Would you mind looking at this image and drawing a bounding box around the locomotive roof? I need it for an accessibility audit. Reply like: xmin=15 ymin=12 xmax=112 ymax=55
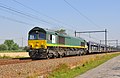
xmin=29 ymin=27 xmax=86 ymax=41
xmin=47 ymin=30 xmax=86 ymax=41
xmin=29 ymin=27 xmax=46 ymax=34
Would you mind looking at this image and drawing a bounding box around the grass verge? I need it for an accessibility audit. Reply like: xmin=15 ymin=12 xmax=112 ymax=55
xmin=48 ymin=53 xmax=120 ymax=78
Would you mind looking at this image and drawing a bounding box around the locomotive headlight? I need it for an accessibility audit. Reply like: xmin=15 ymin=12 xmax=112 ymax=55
xmin=29 ymin=45 xmax=32 ymax=48
xmin=36 ymin=43 xmax=39 ymax=46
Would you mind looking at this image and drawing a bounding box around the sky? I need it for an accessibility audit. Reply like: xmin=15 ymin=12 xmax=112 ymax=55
xmin=0 ymin=0 xmax=120 ymax=46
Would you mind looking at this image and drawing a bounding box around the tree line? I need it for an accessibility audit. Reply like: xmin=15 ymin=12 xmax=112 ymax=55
xmin=0 ymin=40 xmax=20 ymax=51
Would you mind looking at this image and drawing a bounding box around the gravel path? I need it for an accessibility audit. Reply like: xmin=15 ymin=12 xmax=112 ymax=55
xmin=75 ymin=55 xmax=120 ymax=78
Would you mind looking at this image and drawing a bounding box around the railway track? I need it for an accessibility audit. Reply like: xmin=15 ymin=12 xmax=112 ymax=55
xmin=0 ymin=58 xmax=32 ymax=65
xmin=0 ymin=51 xmax=118 ymax=66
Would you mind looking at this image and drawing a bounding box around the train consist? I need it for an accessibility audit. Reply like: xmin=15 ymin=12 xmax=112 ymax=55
xmin=27 ymin=27 xmax=118 ymax=59
xmin=87 ymin=41 xmax=117 ymax=53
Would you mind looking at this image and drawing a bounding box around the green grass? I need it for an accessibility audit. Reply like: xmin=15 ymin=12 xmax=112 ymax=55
xmin=48 ymin=53 xmax=120 ymax=78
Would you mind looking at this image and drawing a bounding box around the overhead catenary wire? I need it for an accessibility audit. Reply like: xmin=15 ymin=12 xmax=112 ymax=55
xmin=12 ymin=0 xmax=79 ymax=31
xmin=78 ymin=33 xmax=101 ymax=41
xmin=1 ymin=1 xmax=102 ymax=37
xmin=0 ymin=3 xmax=59 ymax=27
xmin=0 ymin=8 xmax=48 ymax=26
xmin=0 ymin=15 xmax=34 ymax=26
xmin=64 ymin=0 xmax=102 ymax=29
xmin=0 ymin=2 xmax=75 ymax=37
xmin=64 ymin=0 xmax=106 ymax=44
xmin=12 ymin=0 xmax=63 ymax=24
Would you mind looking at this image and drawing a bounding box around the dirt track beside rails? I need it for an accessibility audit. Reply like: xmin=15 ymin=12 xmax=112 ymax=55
xmin=0 ymin=52 xmax=29 ymax=57
xmin=0 ymin=52 xmax=120 ymax=78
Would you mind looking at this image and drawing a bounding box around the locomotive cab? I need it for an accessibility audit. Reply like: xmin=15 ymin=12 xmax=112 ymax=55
xmin=28 ymin=27 xmax=47 ymax=58
xmin=28 ymin=27 xmax=47 ymax=49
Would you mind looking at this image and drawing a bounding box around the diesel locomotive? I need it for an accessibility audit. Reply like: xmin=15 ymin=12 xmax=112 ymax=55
xmin=28 ymin=27 xmax=88 ymax=59
xmin=27 ymin=27 xmax=118 ymax=59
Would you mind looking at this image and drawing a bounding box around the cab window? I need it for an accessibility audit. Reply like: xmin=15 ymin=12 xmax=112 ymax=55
xmin=29 ymin=32 xmax=46 ymax=40
xmin=29 ymin=34 xmax=37 ymax=40
xmin=39 ymin=33 xmax=46 ymax=40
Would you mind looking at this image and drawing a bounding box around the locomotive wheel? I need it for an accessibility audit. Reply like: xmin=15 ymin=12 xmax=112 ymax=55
xmin=47 ymin=53 xmax=54 ymax=59
xmin=59 ymin=53 xmax=62 ymax=58
xmin=53 ymin=54 xmax=57 ymax=58
xmin=80 ymin=49 xmax=85 ymax=55
xmin=60 ymin=55 xmax=63 ymax=58
xmin=59 ymin=53 xmax=65 ymax=58
xmin=46 ymin=55 xmax=50 ymax=59
xmin=54 ymin=52 xmax=59 ymax=58
xmin=29 ymin=51 xmax=37 ymax=59
xmin=77 ymin=52 xmax=81 ymax=56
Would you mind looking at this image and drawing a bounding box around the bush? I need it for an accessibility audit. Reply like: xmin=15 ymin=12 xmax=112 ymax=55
xmin=23 ymin=46 xmax=28 ymax=50
xmin=4 ymin=40 xmax=19 ymax=50
xmin=0 ymin=44 xmax=8 ymax=51
xmin=4 ymin=40 xmax=14 ymax=50
xmin=12 ymin=43 xmax=19 ymax=50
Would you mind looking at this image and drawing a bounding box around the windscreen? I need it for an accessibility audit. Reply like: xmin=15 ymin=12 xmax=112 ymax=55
xmin=29 ymin=32 xmax=46 ymax=40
